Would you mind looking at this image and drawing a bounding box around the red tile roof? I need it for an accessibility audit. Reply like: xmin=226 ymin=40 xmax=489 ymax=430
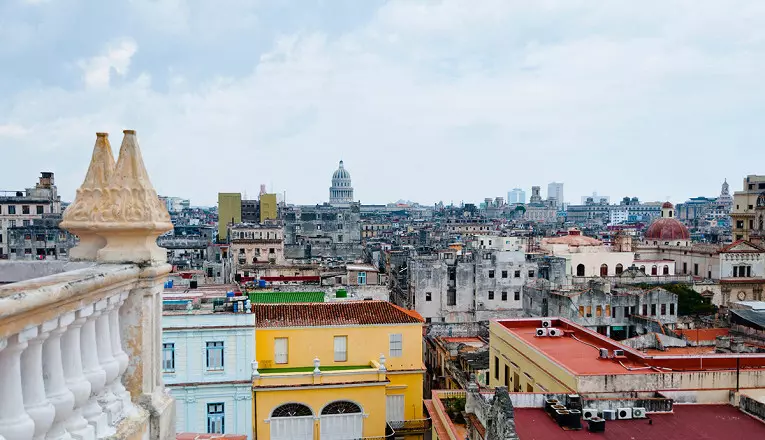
xmin=254 ymin=300 xmax=424 ymax=328
xmin=514 ymin=405 xmax=765 ymax=439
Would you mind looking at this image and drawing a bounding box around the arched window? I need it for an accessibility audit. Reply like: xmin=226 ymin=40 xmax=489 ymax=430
xmin=651 ymin=265 xmax=658 ymax=276
xmin=600 ymin=264 xmax=608 ymax=277
xmin=272 ymin=403 xmax=313 ymax=418
xmin=639 ymin=265 xmax=646 ymax=273
xmin=663 ymin=265 xmax=670 ymax=275
xmin=615 ymin=264 xmax=623 ymax=275
xmin=321 ymin=401 xmax=362 ymax=415
xmin=576 ymin=264 xmax=585 ymax=277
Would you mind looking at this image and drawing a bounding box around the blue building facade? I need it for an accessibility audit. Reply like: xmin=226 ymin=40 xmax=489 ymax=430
xmin=162 ymin=310 xmax=255 ymax=439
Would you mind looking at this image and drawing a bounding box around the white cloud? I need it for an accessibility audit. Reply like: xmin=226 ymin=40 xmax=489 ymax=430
xmin=77 ymin=38 xmax=138 ymax=89
xmin=0 ymin=123 xmax=29 ymax=138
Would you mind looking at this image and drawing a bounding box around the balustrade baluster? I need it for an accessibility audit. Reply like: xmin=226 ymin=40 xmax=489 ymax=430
xmin=108 ymin=292 xmax=132 ymax=414
xmin=21 ymin=322 xmax=56 ymax=440
xmin=0 ymin=333 xmax=36 ymax=440
xmin=62 ymin=306 xmax=96 ymax=440
xmin=94 ymin=299 xmax=121 ymax=423
xmin=42 ymin=313 xmax=76 ymax=440
xmin=80 ymin=306 xmax=111 ymax=437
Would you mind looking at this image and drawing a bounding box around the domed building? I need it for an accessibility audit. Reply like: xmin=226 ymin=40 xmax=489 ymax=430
xmin=643 ymin=202 xmax=691 ymax=247
xmin=329 ymin=160 xmax=354 ymax=206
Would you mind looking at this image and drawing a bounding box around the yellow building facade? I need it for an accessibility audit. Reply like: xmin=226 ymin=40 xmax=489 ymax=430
xmin=218 ymin=192 xmax=242 ymax=240
xmin=251 ymin=301 xmax=428 ymax=440
xmin=259 ymin=193 xmax=278 ymax=223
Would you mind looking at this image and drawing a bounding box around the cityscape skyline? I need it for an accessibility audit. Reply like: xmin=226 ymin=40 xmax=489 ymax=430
xmin=2 ymin=1 xmax=765 ymax=207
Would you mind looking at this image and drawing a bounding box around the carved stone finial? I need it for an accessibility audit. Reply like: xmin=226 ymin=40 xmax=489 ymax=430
xmin=94 ymin=130 xmax=173 ymax=263
xmin=61 ymin=132 xmax=116 ymax=260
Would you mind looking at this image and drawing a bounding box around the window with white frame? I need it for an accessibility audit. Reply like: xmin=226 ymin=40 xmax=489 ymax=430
xmin=207 ymin=403 xmax=224 ymax=434
xmin=389 ymin=334 xmax=403 ymax=357
xmin=206 ymin=341 xmax=224 ymax=370
xmin=275 ymin=338 xmax=288 ymax=364
xmin=334 ymin=336 xmax=348 ymax=362
xmin=357 ymin=272 xmax=367 ymax=285
xmin=162 ymin=343 xmax=175 ymax=372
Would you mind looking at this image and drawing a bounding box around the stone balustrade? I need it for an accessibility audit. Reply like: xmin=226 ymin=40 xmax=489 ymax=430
xmin=0 ymin=130 xmax=175 ymax=440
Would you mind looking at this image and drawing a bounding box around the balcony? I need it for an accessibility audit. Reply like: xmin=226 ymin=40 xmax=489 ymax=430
xmin=0 ymin=131 xmax=175 ymax=440
xmin=387 ymin=418 xmax=432 ymax=435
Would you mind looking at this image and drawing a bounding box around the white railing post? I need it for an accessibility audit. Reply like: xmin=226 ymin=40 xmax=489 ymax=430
xmin=108 ymin=292 xmax=132 ymax=415
xmin=0 ymin=334 xmax=36 ymax=440
xmin=80 ymin=306 xmax=111 ymax=437
xmin=21 ymin=322 xmax=55 ymax=440
xmin=62 ymin=307 xmax=95 ymax=440
xmin=94 ymin=299 xmax=121 ymax=423
xmin=42 ymin=312 xmax=76 ymax=440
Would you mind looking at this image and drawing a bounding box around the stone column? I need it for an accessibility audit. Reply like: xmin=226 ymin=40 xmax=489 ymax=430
xmin=21 ymin=322 xmax=56 ymax=440
xmin=0 ymin=334 xmax=36 ymax=440
xmin=42 ymin=312 xmax=76 ymax=440
xmin=62 ymin=306 xmax=96 ymax=440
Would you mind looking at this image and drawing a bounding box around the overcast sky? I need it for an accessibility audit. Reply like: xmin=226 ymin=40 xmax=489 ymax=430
xmin=1 ymin=0 xmax=764 ymax=207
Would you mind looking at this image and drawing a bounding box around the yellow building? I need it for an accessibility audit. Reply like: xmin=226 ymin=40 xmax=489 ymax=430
xmin=259 ymin=193 xmax=278 ymax=223
xmin=252 ymin=301 xmax=429 ymax=440
xmin=218 ymin=192 xmax=242 ymax=240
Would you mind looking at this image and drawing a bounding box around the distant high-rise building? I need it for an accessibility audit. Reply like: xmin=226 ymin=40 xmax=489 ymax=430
xmin=581 ymin=192 xmax=610 ymax=205
xmin=547 ymin=182 xmax=564 ymax=206
xmin=217 ymin=192 xmax=242 ymax=240
xmin=508 ymin=188 xmax=526 ymax=204
xmin=259 ymin=193 xmax=278 ymax=223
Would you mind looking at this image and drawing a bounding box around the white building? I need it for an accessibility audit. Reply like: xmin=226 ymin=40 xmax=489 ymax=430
xmin=609 ymin=208 xmax=629 ymax=226
xmin=163 ymin=300 xmax=255 ymax=439
xmin=547 ymin=182 xmax=564 ymax=206
xmin=507 ymin=188 xmax=526 ymax=204
xmin=329 ymin=160 xmax=354 ymax=206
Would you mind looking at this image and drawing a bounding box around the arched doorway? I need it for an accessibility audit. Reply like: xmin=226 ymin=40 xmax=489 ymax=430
xmin=600 ymin=264 xmax=608 ymax=277
xmin=615 ymin=264 xmax=623 ymax=275
xmin=663 ymin=265 xmax=670 ymax=275
xmin=651 ymin=265 xmax=658 ymax=276
xmin=320 ymin=401 xmax=363 ymax=440
xmin=270 ymin=403 xmax=314 ymax=440
xmin=576 ymin=264 xmax=585 ymax=276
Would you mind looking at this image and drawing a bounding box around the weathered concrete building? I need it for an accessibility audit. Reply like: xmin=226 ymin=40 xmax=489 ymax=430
xmin=410 ymin=248 xmax=537 ymax=323
xmin=0 ymin=172 xmax=62 ymax=258
xmin=229 ymin=222 xmax=285 ymax=279
xmin=6 ymin=213 xmax=76 ymax=260
xmin=283 ymin=204 xmax=362 ymax=260
xmin=523 ymin=280 xmax=678 ymax=339
xmin=157 ymin=225 xmax=215 ymax=271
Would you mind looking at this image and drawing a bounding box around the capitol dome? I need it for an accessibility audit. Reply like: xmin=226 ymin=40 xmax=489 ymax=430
xmin=329 ymin=160 xmax=354 ymax=206
xmin=644 ymin=202 xmax=690 ymax=244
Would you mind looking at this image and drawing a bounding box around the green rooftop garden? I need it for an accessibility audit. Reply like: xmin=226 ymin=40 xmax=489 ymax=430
xmin=259 ymin=365 xmax=371 ymax=374
xmin=248 ymin=291 xmax=325 ymax=304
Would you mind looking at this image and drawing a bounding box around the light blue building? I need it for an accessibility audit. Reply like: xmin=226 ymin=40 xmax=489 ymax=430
xmin=162 ymin=303 xmax=255 ymax=439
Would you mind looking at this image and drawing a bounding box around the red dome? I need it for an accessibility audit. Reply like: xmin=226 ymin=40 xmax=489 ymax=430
xmin=661 ymin=202 xmax=674 ymax=209
xmin=645 ymin=218 xmax=690 ymax=240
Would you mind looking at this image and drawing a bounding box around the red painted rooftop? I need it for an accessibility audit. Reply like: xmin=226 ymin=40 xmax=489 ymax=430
xmin=254 ymin=300 xmax=424 ymax=328
xmin=495 ymin=318 xmax=765 ymax=374
xmin=514 ymin=405 xmax=765 ymax=440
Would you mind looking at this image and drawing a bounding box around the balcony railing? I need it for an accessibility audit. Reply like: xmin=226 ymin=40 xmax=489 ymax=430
xmin=252 ymin=356 xmax=389 ymax=388
xmin=0 ymin=130 xmax=176 ymax=440
xmin=388 ymin=418 xmax=432 ymax=434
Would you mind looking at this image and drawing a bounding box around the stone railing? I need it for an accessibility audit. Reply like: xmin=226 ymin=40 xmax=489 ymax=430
xmin=0 ymin=130 xmax=175 ymax=440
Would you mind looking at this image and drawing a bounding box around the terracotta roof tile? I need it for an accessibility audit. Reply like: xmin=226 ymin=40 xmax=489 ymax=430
xmin=254 ymin=300 xmax=424 ymax=328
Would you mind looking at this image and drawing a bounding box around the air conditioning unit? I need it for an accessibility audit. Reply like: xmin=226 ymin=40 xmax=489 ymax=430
xmin=587 ymin=417 xmax=606 ymax=433
xmin=617 ymin=407 xmax=633 ymax=420
xmin=582 ymin=408 xmax=598 ymax=420
xmin=541 ymin=319 xmax=553 ymax=328
xmin=535 ymin=328 xmax=548 ymax=337
xmin=602 ymin=409 xmax=617 ymax=420
xmin=612 ymin=349 xmax=625 ymax=358
xmin=598 ymin=348 xmax=609 ymax=359
xmin=632 ymin=407 xmax=647 ymax=419
xmin=548 ymin=328 xmax=563 ymax=337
